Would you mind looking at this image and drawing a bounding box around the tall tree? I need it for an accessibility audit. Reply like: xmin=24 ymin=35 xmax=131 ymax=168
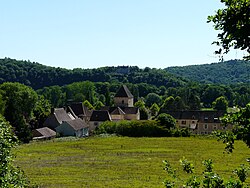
xmin=208 ymin=0 xmax=250 ymax=60
xmin=145 ymin=93 xmax=162 ymax=107
xmin=157 ymin=113 xmax=176 ymax=129
xmin=212 ymin=96 xmax=229 ymax=111
xmin=150 ymin=103 xmax=160 ymax=117
xmin=0 ymin=82 xmax=38 ymax=142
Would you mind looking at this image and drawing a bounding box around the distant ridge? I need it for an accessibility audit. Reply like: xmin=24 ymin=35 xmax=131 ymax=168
xmin=0 ymin=58 xmax=188 ymax=89
xmin=165 ymin=59 xmax=250 ymax=85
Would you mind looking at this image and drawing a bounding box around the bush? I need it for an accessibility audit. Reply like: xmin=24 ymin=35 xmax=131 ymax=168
xmin=0 ymin=114 xmax=29 ymax=187
xmin=96 ymin=120 xmax=193 ymax=137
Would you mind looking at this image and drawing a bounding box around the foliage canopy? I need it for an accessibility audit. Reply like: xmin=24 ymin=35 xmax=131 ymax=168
xmin=208 ymin=0 xmax=250 ymax=60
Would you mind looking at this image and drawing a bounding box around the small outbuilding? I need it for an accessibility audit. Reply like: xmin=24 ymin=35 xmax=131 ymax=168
xmin=32 ymin=127 xmax=57 ymax=140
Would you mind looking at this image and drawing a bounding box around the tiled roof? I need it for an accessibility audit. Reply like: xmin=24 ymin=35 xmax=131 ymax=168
xmin=33 ymin=127 xmax=56 ymax=138
xmin=114 ymin=85 xmax=133 ymax=98
xmin=89 ymin=110 xmax=112 ymax=121
xmin=54 ymin=108 xmax=74 ymax=123
xmin=69 ymin=103 xmax=92 ymax=117
xmin=65 ymin=118 xmax=88 ymax=131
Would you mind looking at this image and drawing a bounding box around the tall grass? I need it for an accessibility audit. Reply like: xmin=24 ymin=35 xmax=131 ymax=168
xmin=14 ymin=136 xmax=249 ymax=187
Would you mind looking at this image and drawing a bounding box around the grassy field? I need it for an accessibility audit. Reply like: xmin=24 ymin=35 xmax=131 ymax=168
xmin=14 ymin=136 xmax=250 ymax=187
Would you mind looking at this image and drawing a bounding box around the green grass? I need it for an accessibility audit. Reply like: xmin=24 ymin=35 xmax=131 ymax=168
xmin=14 ymin=136 xmax=250 ymax=188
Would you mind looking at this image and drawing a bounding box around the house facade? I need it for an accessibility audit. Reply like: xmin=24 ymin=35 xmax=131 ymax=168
xmin=162 ymin=110 xmax=232 ymax=134
xmin=55 ymin=118 xmax=88 ymax=137
xmin=89 ymin=110 xmax=112 ymax=132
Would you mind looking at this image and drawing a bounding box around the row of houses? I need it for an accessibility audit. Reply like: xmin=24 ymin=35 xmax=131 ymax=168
xmin=32 ymin=85 xmax=230 ymax=140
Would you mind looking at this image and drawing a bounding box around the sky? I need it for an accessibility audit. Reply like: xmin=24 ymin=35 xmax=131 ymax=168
xmin=0 ymin=1 xmax=245 ymax=69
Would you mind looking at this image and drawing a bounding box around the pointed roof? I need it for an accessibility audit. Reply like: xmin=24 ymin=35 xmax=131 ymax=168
xmin=54 ymin=108 xmax=74 ymax=124
xmin=114 ymin=85 xmax=133 ymax=98
xmin=110 ymin=107 xmax=126 ymax=115
xmin=89 ymin=110 xmax=112 ymax=121
xmin=64 ymin=118 xmax=88 ymax=131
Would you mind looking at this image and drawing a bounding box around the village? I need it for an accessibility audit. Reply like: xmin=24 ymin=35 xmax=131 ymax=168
xmin=32 ymin=85 xmax=232 ymax=140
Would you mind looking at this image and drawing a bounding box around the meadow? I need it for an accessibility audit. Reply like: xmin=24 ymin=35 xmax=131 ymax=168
xmin=14 ymin=136 xmax=250 ymax=187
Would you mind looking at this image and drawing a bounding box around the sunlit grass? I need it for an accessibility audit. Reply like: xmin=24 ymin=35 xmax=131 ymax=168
xmin=14 ymin=136 xmax=250 ymax=187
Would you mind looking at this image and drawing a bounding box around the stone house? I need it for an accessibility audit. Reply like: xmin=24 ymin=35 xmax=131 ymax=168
xmin=43 ymin=108 xmax=75 ymax=130
xmin=43 ymin=108 xmax=89 ymax=137
xmin=55 ymin=118 xmax=89 ymax=137
xmin=89 ymin=110 xmax=112 ymax=132
xmin=161 ymin=110 xmax=232 ymax=134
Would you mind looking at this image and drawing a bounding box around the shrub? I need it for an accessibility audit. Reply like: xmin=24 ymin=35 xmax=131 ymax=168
xmin=0 ymin=114 xmax=29 ymax=187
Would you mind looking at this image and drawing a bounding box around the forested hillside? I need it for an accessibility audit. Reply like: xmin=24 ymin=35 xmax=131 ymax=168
xmin=0 ymin=58 xmax=187 ymax=90
xmin=166 ymin=60 xmax=250 ymax=84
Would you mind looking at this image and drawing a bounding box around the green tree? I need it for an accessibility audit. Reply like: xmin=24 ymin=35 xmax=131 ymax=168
xmin=94 ymin=101 xmax=105 ymax=110
xmin=145 ymin=93 xmax=162 ymax=107
xmin=202 ymin=85 xmax=225 ymax=108
xmin=174 ymin=96 xmax=186 ymax=110
xmin=207 ymin=0 xmax=250 ymax=60
xmin=221 ymin=103 xmax=250 ymax=149
xmin=150 ymin=103 xmax=160 ymax=117
xmin=83 ymin=100 xmax=94 ymax=110
xmin=212 ymin=96 xmax=229 ymax=111
xmin=162 ymin=96 xmax=175 ymax=110
xmin=0 ymin=93 xmax=5 ymax=115
xmin=32 ymin=95 xmax=52 ymax=129
xmin=135 ymin=99 xmax=149 ymax=120
xmin=37 ymin=85 xmax=66 ymax=107
xmin=0 ymin=114 xmax=29 ymax=187
xmin=157 ymin=113 xmax=176 ymax=129
xmin=188 ymin=93 xmax=201 ymax=110
xmin=0 ymin=82 xmax=38 ymax=142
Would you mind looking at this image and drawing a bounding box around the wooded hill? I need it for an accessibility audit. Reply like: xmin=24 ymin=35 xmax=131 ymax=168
xmin=0 ymin=58 xmax=188 ymax=90
xmin=0 ymin=58 xmax=249 ymax=90
xmin=166 ymin=59 xmax=250 ymax=84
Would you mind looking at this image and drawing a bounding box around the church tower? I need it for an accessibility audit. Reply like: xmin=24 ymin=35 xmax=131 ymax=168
xmin=114 ymin=85 xmax=134 ymax=107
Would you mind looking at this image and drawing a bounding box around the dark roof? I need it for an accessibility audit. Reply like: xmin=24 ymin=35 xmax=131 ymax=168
xmin=121 ymin=107 xmax=139 ymax=114
xmin=89 ymin=110 xmax=111 ymax=121
xmin=65 ymin=118 xmax=88 ymax=131
xmin=114 ymin=85 xmax=133 ymax=98
xmin=101 ymin=106 xmax=139 ymax=115
xmin=68 ymin=103 xmax=92 ymax=117
xmin=160 ymin=110 xmax=226 ymax=123
xmin=54 ymin=108 xmax=73 ymax=123
xmin=32 ymin=127 xmax=56 ymax=138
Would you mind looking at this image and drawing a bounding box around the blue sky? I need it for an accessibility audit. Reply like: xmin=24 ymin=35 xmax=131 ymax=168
xmin=0 ymin=1 xmax=245 ymax=69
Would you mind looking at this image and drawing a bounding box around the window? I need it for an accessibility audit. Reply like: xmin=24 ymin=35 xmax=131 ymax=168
xmin=94 ymin=122 xmax=98 ymax=126
xmin=122 ymin=100 xmax=124 ymax=104
xmin=213 ymin=125 xmax=217 ymax=130
xmin=181 ymin=121 xmax=186 ymax=125
xmin=192 ymin=120 xmax=195 ymax=124
xmin=204 ymin=124 xmax=208 ymax=129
